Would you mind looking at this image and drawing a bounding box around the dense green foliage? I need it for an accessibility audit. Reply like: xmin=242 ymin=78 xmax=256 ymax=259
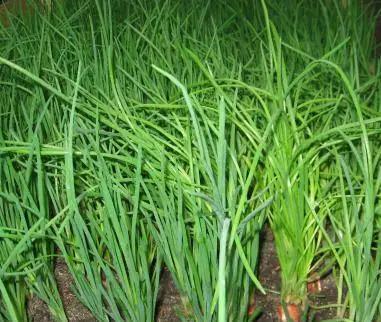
xmin=0 ymin=1 xmax=380 ymax=321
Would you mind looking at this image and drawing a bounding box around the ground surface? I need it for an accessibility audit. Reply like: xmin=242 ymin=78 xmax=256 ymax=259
xmin=28 ymin=225 xmax=339 ymax=322
xmin=254 ymin=226 xmax=338 ymax=321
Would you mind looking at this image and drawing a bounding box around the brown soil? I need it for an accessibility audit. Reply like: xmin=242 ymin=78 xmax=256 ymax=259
xmin=28 ymin=226 xmax=339 ymax=322
xmin=28 ymin=259 xmax=182 ymax=322
xmin=254 ymin=226 xmax=338 ymax=321
xmin=156 ymin=267 xmax=182 ymax=322
xmin=28 ymin=258 xmax=96 ymax=322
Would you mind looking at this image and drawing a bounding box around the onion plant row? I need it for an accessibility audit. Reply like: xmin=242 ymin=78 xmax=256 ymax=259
xmin=0 ymin=0 xmax=380 ymax=321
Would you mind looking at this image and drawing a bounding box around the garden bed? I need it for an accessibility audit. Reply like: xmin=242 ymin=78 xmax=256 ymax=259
xmin=1 ymin=1 xmax=380 ymax=321
xmin=27 ymin=226 xmax=340 ymax=321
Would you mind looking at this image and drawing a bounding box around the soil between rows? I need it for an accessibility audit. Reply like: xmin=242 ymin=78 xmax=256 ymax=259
xmin=28 ymin=226 xmax=338 ymax=322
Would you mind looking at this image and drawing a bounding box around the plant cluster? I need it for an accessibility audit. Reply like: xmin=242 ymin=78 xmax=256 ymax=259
xmin=0 ymin=1 xmax=380 ymax=321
